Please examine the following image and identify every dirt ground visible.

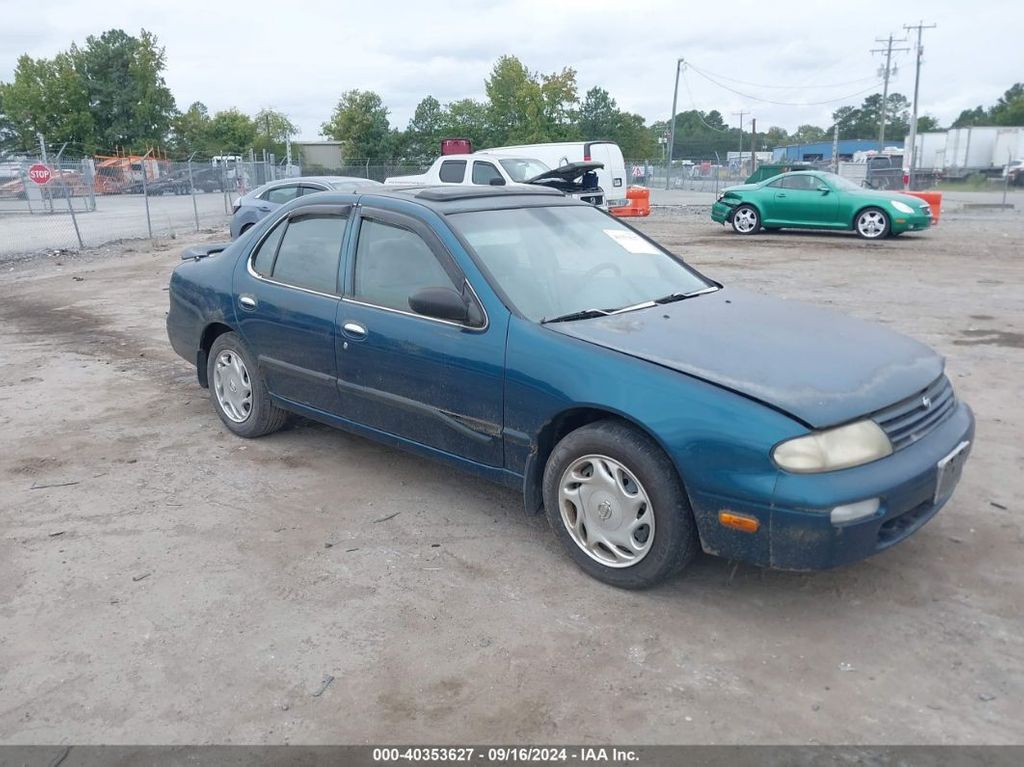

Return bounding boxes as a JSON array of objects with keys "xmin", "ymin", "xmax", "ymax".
[{"xmin": 0, "ymin": 208, "xmax": 1022, "ymax": 745}]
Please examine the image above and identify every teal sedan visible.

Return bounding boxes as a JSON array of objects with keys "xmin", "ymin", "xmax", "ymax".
[{"xmin": 711, "ymin": 170, "xmax": 932, "ymax": 239}]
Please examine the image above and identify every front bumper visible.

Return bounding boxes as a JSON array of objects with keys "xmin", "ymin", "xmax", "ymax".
[
  {"xmin": 711, "ymin": 200, "xmax": 735, "ymax": 224},
  {"xmin": 891, "ymin": 211, "xmax": 932, "ymax": 233},
  {"xmin": 690, "ymin": 400, "xmax": 974, "ymax": 570}
]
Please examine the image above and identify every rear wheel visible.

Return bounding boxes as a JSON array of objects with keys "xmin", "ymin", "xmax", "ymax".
[
  {"xmin": 731, "ymin": 204, "xmax": 760, "ymax": 235},
  {"xmin": 855, "ymin": 207, "xmax": 890, "ymax": 239},
  {"xmin": 207, "ymin": 332, "xmax": 288, "ymax": 438},
  {"xmin": 542, "ymin": 420, "xmax": 699, "ymax": 589}
]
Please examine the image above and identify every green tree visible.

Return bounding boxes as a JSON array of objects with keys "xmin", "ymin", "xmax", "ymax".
[
  {"xmin": 762, "ymin": 126, "xmax": 791, "ymax": 149},
  {"xmin": 1, "ymin": 52, "xmax": 94, "ymax": 152},
  {"xmin": 915, "ymin": 115, "xmax": 942, "ymax": 132},
  {"xmin": 438, "ymin": 98, "xmax": 491, "ymax": 150},
  {"xmin": 74, "ymin": 28, "xmax": 176, "ymax": 150},
  {"xmin": 990, "ymin": 83, "xmax": 1024, "ymax": 125},
  {"xmin": 253, "ymin": 107, "xmax": 298, "ymax": 158},
  {"xmin": 207, "ymin": 109, "xmax": 257, "ymax": 154},
  {"xmin": 951, "ymin": 106, "xmax": 987, "ymax": 128},
  {"xmin": 793, "ymin": 124, "xmax": 827, "ymax": 143},
  {"xmin": 403, "ymin": 95, "xmax": 445, "ymax": 163},
  {"xmin": 485, "ymin": 55, "xmax": 544, "ymax": 144},
  {"xmin": 830, "ymin": 93, "xmax": 910, "ymax": 141},
  {"xmin": 577, "ymin": 87, "xmax": 620, "ymax": 141},
  {"xmin": 170, "ymin": 101, "xmax": 211, "ymax": 153},
  {"xmin": 321, "ymin": 89, "xmax": 392, "ymax": 161}
]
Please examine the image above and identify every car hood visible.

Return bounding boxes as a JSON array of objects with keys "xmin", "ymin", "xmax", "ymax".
[
  {"xmin": 857, "ymin": 188, "xmax": 929, "ymax": 207},
  {"xmin": 723, "ymin": 183, "xmax": 760, "ymax": 193},
  {"xmin": 526, "ymin": 161, "xmax": 604, "ymax": 184},
  {"xmin": 547, "ymin": 286, "xmax": 943, "ymax": 428}
]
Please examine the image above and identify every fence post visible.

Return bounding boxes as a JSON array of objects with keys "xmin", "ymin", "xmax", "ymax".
[
  {"xmin": 187, "ymin": 153, "xmax": 200, "ymax": 232},
  {"xmin": 62, "ymin": 178, "xmax": 84, "ymax": 249},
  {"xmin": 140, "ymin": 149, "xmax": 154, "ymax": 239}
]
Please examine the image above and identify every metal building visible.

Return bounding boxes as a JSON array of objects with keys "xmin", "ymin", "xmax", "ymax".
[{"xmin": 772, "ymin": 139, "xmax": 904, "ymax": 162}]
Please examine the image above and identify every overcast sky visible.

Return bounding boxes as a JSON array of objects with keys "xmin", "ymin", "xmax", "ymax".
[{"xmin": 2, "ymin": 0, "xmax": 1022, "ymax": 140}]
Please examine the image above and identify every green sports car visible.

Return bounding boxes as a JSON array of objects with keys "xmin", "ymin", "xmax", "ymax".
[{"xmin": 711, "ymin": 170, "xmax": 932, "ymax": 239}]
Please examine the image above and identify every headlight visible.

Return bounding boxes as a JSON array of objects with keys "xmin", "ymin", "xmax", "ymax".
[
  {"xmin": 890, "ymin": 200, "xmax": 915, "ymax": 214},
  {"xmin": 773, "ymin": 419, "xmax": 892, "ymax": 473}
]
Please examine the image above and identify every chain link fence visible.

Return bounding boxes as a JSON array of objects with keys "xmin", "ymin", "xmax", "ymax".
[
  {"xmin": 0, "ymin": 150, "xmax": 298, "ymax": 259},
  {"xmin": 623, "ymin": 160, "xmax": 748, "ymax": 194}
]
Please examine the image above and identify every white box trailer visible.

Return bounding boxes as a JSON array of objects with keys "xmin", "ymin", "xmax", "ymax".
[
  {"xmin": 912, "ymin": 132, "xmax": 947, "ymax": 171},
  {"xmin": 945, "ymin": 127, "xmax": 1000, "ymax": 176},
  {"xmin": 992, "ymin": 127, "xmax": 1024, "ymax": 168}
]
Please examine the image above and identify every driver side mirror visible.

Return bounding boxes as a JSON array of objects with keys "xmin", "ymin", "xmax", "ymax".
[
  {"xmin": 408, "ymin": 286, "xmax": 469, "ymax": 323},
  {"xmin": 488, "ymin": 177, "xmax": 506, "ymax": 186},
  {"xmin": 817, "ymin": 185, "xmax": 830, "ymax": 193}
]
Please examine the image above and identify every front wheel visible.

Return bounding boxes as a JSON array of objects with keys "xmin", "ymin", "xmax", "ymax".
[
  {"xmin": 731, "ymin": 204, "xmax": 760, "ymax": 235},
  {"xmin": 855, "ymin": 207, "xmax": 890, "ymax": 239},
  {"xmin": 207, "ymin": 332, "xmax": 288, "ymax": 438},
  {"xmin": 542, "ymin": 420, "xmax": 699, "ymax": 589}
]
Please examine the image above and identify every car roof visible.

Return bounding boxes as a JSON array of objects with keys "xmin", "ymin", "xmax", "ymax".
[{"xmin": 290, "ymin": 185, "xmax": 583, "ymax": 215}]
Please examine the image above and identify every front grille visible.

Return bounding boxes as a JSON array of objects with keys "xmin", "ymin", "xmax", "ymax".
[
  {"xmin": 872, "ymin": 375, "xmax": 956, "ymax": 451},
  {"xmin": 877, "ymin": 499, "xmax": 935, "ymax": 547}
]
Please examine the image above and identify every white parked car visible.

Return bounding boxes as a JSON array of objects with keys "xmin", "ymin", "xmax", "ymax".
[
  {"xmin": 385, "ymin": 153, "xmax": 607, "ymax": 207},
  {"xmin": 482, "ymin": 141, "xmax": 629, "ymax": 208}
]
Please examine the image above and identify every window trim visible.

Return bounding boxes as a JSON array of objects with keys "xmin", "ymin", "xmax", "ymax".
[
  {"xmin": 438, "ymin": 159, "xmax": 467, "ymax": 184},
  {"xmin": 259, "ymin": 183, "xmax": 303, "ymax": 204},
  {"xmin": 246, "ymin": 203, "xmax": 352, "ymax": 299},
  {"xmin": 471, "ymin": 161, "xmax": 504, "ymax": 186},
  {"xmin": 344, "ymin": 207, "xmax": 488, "ymax": 332}
]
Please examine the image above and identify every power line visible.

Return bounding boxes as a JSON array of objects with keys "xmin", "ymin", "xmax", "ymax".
[
  {"xmin": 686, "ymin": 63, "xmax": 878, "ymax": 91},
  {"xmin": 687, "ymin": 66, "xmax": 885, "ymax": 107},
  {"xmin": 680, "ymin": 67, "xmax": 733, "ymax": 132}
]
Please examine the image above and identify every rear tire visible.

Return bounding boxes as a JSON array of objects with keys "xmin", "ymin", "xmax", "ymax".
[
  {"xmin": 855, "ymin": 207, "xmax": 890, "ymax": 239},
  {"xmin": 542, "ymin": 419, "xmax": 699, "ymax": 589},
  {"xmin": 207, "ymin": 332, "xmax": 288, "ymax": 438},
  {"xmin": 731, "ymin": 204, "xmax": 760, "ymax": 235}
]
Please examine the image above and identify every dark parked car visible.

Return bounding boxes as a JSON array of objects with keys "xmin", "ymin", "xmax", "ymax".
[
  {"xmin": 167, "ymin": 186, "xmax": 973, "ymax": 588},
  {"xmin": 146, "ymin": 166, "xmax": 226, "ymax": 195},
  {"xmin": 229, "ymin": 176, "xmax": 382, "ymax": 238}
]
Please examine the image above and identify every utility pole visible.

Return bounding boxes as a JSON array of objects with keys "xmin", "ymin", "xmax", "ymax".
[
  {"xmin": 733, "ymin": 110, "xmax": 747, "ymax": 172},
  {"xmin": 666, "ymin": 57, "xmax": 684, "ymax": 190},
  {"xmin": 871, "ymin": 34, "xmax": 909, "ymax": 152},
  {"xmin": 902, "ymin": 21, "xmax": 936, "ymax": 189},
  {"xmin": 750, "ymin": 118, "xmax": 757, "ymax": 173}
]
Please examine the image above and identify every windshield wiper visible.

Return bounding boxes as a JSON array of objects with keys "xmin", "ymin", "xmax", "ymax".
[
  {"xmin": 541, "ymin": 308, "xmax": 610, "ymax": 324},
  {"xmin": 653, "ymin": 286, "xmax": 720, "ymax": 304}
]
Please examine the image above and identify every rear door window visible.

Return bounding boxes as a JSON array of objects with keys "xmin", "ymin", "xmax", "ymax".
[
  {"xmin": 298, "ymin": 184, "xmax": 329, "ymax": 196},
  {"xmin": 438, "ymin": 160, "xmax": 467, "ymax": 183},
  {"xmin": 252, "ymin": 213, "xmax": 348, "ymax": 294},
  {"xmin": 262, "ymin": 185, "xmax": 302, "ymax": 204}
]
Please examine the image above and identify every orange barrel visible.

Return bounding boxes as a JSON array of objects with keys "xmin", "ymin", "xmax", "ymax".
[
  {"xmin": 905, "ymin": 191, "xmax": 942, "ymax": 224},
  {"xmin": 611, "ymin": 186, "xmax": 651, "ymax": 217}
]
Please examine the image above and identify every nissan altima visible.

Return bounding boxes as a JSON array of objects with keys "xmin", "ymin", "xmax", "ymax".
[{"xmin": 167, "ymin": 185, "xmax": 973, "ymax": 588}]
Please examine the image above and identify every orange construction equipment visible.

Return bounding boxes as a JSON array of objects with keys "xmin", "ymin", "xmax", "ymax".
[
  {"xmin": 610, "ymin": 185, "xmax": 651, "ymax": 217},
  {"xmin": 905, "ymin": 190, "xmax": 942, "ymax": 224}
]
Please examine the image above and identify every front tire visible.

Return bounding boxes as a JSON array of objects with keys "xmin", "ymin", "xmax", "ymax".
[
  {"xmin": 542, "ymin": 420, "xmax": 699, "ymax": 589},
  {"xmin": 855, "ymin": 207, "xmax": 890, "ymax": 239},
  {"xmin": 207, "ymin": 332, "xmax": 288, "ymax": 438},
  {"xmin": 731, "ymin": 204, "xmax": 760, "ymax": 235}
]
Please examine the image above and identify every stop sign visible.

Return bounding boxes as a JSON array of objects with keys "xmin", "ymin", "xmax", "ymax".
[{"xmin": 28, "ymin": 163, "xmax": 52, "ymax": 185}]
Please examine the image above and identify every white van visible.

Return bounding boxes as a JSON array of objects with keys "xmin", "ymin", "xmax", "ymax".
[{"xmin": 482, "ymin": 141, "xmax": 629, "ymax": 208}]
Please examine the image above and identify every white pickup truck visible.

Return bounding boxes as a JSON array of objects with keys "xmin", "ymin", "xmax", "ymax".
[{"xmin": 385, "ymin": 153, "xmax": 607, "ymax": 207}]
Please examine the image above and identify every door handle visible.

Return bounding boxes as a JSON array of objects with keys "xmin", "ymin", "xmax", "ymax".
[
  {"xmin": 239, "ymin": 294, "xmax": 257, "ymax": 310},
  {"xmin": 776, "ymin": 193, "xmax": 787, "ymax": 198},
  {"xmin": 342, "ymin": 321, "xmax": 367, "ymax": 339}
]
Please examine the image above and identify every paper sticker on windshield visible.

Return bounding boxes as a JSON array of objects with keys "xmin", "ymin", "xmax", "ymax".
[{"xmin": 603, "ymin": 229, "xmax": 660, "ymax": 254}]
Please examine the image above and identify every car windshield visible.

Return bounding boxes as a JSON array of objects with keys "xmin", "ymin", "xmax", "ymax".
[
  {"xmin": 449, "ymin": 205, "xmax": 714, "ymax": 322},
  {"xmin": 499, "ymin": 158, "xmax": 550, "ymax": 182},
  {"xmin": 818, "ymin": 172, "xmax": 863, "ymax": 192}
]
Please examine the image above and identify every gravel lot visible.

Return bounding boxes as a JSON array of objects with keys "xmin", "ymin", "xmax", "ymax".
[{"xmin": 0, "ymin": 207, "xmax": 1021, "ymax": 745}]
